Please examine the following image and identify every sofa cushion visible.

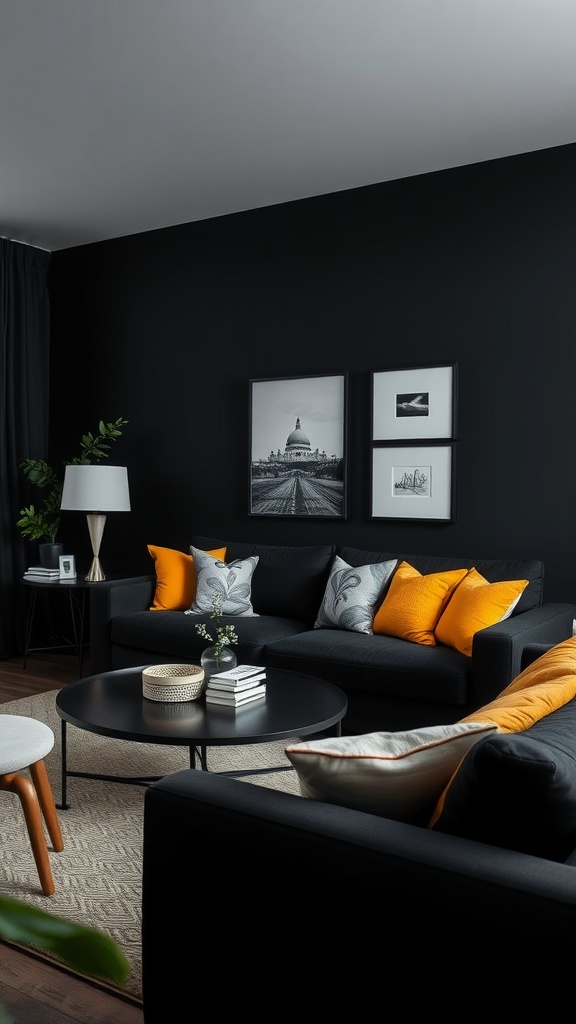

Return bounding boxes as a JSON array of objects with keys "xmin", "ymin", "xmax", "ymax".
[
  {"xmin": 337, "ymin": 547, "xmax": 543, "ymax": 615},
  {"xmin": 192, "ymin": 536, "xmax": 334, "ymax": 623},
  {"xmin": 314, "ymin": 555, "xmax": 397, "ymax": 634},
  {"xmin": 434, "ymin": 568, "xmax": 529, "ymax": 656},
  {"xmin": 430, "ymin": 697, "xmax": 576, "ymax": 860},
  {"xmin": 110, "ymin": 610, "xmax": 307, "ymax": 665},
  {"xmin": 265, "ymin": 628, "xmax": 472, "ymax": 702},
  {"xmin": 147, "ymin": 545, "xmax": 226, "ymax": 611},
  {"xmin": 285, "ymin": 721, "xmax": 498, "ymax": 823},
  {"xmin": 373, "ymin": 562, "xmax": 469, "ymax": 646},
  {"xmin": 189, "ymin": 547, "xmax": 259, "ymax": 616}
]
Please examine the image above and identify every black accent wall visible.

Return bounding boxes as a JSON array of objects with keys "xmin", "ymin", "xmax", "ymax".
[{"xmin": 48, "ymin": 142, "xmax": 576, "ymax": 604}]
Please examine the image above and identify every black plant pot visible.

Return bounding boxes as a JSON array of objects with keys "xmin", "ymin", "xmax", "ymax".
[{"xmin": 38, "ymin": 542, "xmax": 64, "ymax": 570}]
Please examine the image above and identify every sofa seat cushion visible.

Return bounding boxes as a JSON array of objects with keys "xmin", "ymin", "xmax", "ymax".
[
  {"xmin": 110, "ymin": 611, "xmax": 308, "ymax": 664},
  {"xmin": 431, "ymin": 697, "xmax": 576, "ymax": 860},
  {"xmin": 265, "ymin": 629, "xmax": 471, "ymax": 703},
  {"xmin": 337, "ymin": 547, "xmax": 543, "ymax": 615},
  {"xmin": 192, "ymin": 536, "xmax": 334, "ymax": 623}
]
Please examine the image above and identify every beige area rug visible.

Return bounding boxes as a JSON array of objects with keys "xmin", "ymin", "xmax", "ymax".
[{"xmin": 0, "ymin": 689, "xmax": 301, "ymax": 1001}]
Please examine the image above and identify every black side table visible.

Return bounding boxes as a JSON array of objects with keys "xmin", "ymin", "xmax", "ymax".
[{"xmin": 21, "ymin": 576, "xmax": 94, "ymax": 677}]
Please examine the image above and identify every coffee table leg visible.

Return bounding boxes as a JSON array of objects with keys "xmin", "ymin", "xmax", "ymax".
[
  {"xmin": 187, "ymin": 745, "xmax": 207, "ymax": 769},
  {"xmin": 59, "ymin": 719, "xmax": 69, "ymax": 810}
]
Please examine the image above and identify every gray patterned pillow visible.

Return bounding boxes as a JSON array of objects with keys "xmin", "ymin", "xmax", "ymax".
[
  {"xmin": 189, "ymin": 546, "xmax": 259, "ymax": 616},
  {"xmin": 314, "ymin": 555, "xmax": 397, "ymax": 634}
]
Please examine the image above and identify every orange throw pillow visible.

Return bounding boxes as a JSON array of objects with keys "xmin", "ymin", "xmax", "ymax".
[
  {"xmin": 434, "ymin": 567, "xmax": 528, "ymax": 656},
  {"xmin": 458, "ymin": 635, "xmax": 576, "ymax": 731},
  {"xmin": 148, "ymin": 545, "xmax": 226, "ymax": 611},
  {"xmin": 372, "ymin": 562, "xmax": 469, "ymax": 646}
]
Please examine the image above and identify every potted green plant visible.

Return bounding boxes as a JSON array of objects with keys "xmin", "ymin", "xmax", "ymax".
[{"xmin": 17, "ymin": 417, "xmax": 128, "ymax": 567}]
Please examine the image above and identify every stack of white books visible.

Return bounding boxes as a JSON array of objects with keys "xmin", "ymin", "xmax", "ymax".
[
  {"xmin": 205, "ymin": 664, "xmax": 267, "ymax": 707},
  {"xmin": 23, "ymin": 566, "xmax": 61, "ymax": 581}
]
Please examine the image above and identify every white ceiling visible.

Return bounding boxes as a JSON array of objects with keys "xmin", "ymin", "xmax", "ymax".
[{"xmin": 3, "ymin": 1, "xmax": 576, "ymax": 252}]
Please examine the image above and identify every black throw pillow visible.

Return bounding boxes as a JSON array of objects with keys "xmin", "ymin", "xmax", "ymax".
[{"xmin": 431, "ymin": 697, "xmax": 576, "ymax": 861}]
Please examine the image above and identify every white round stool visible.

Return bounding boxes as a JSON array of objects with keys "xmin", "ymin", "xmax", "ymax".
[{"xmin": 0, "ymin": 715, "xmax": 64, "ymax": 896}]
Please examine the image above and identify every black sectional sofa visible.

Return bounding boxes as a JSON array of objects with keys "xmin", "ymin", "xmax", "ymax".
[
  {"xmin": 140, "ymin": 641, "xmax": 576, "ymax": 1020},
  {"xmin": 89, "ymin": 535, "xmax": 575, "ymax": 734}
]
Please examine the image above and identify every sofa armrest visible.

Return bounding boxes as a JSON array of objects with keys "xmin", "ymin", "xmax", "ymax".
[
  {"xmin": 471, "ymin": 602, "xmax": 576, "ymax": 706},
  {"xmin": 141, "ymin": 768, "xmax": 576, "ymax": 1019},
  {"xmin": 520, "ymin": 642, "xmax": 558, "ymax": 671},
  {"xmin": 89, "ymin": 575, "xmax": 155, "ymax": 673}
]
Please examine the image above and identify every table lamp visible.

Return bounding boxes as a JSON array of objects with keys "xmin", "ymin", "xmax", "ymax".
[{"xmin": 60, "ymin": 465, "xmax": 131, "ymax": 581}]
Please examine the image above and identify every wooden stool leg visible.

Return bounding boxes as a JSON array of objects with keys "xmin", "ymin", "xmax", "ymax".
[
  {"xmin": 0, "ymin": 772, "xmax": 56, "ymax": 896},
  {"xmin": 29, "ymin": 759, "xmax": 64, "ymax": 852}
]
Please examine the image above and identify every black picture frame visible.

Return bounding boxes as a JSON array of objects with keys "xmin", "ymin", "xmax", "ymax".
[
  {"xmin": 372, "ymin": 363, "xmax": 457, "ymax": 441},
  {"xmin": 249, "ymin": 373, "xmax": 348, "ymax": 518},
  {"xmin": 370, "ymin": 443, "xmax": 456, "ymax": 522}
]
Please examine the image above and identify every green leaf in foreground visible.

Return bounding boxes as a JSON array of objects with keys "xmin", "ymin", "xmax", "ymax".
[{"xmin": 0, "ymin": 895, "xmax": 130, "ymax": 985}]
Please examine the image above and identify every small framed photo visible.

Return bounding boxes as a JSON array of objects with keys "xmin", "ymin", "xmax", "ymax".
[
  {"xmin": 372, "ymin": 363, "xmax": 457, "ymax": 441},
  {"xmin": 371, "ymin": 445, "xmax": 455, "ymax": 522},
  {"xmin": 59, "ymin": 554, "xmax": 77, "ymax": 580}
]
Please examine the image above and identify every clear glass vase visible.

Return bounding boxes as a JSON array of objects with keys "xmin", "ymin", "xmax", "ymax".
[{"xmin": 201, "ymin": 645, "xmax": 238, "ymax": 681}]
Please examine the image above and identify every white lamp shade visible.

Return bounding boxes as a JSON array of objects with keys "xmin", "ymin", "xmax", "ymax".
[{"xmin": 60, "ymin": 465, "xmax": 131, "ymax": 512}]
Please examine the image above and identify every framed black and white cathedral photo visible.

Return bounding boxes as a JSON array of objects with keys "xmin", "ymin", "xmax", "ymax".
[{"xmin": 249, "ymin": 374, "xmax": 348, "ymax": 518}]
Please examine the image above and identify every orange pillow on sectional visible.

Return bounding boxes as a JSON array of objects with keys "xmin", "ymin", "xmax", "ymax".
[
  {"xmin": 458, "ymin": 635, "xmax": 576, "ymax": 731},
  {"xmin": 434, "ymin": 567, "xmax": 529, "ymax": 656},
  {"xmin": 148, "ymin": 545, "xmax": 226, "ymax": 611},
  {"xmin": 372, "ymin": 562, "xmax": 469, "ymax": 646}
]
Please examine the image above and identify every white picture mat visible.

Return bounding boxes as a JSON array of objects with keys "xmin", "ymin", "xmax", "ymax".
[
  {"xmin": 59, "ymin": 554, "xmax": 76, "ymax": 579},
  {"xmin": 372, "ymin": 365, "xmax": 454, "ymax": 440},
  {"xmin": 371, "ymin": 446, "xmax": 453, "ymax": 520}
]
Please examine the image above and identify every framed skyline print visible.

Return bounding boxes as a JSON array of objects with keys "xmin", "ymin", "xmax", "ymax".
[
  {"xmin": 371, "ymin": 444, "xmax": 455, "ymax": 522},
  {"xmin": 249, "ymin": 373, "xmax": 347, "ymax": 518},
  {"xmin": 372, "ymin": 363, "xmax": 457, "ymax": 441}
]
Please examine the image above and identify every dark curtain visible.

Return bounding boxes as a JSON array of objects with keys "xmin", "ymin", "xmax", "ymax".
[{"xmin": 0, "ymin": 238, "xmax": 51, "ymax": 658}]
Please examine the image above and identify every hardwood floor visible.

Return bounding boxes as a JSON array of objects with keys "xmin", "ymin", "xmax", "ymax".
[
  {"xmin": 0, "ymin": 652, "xmax": 80, "ymax": 703},
  {"xmin": 0, "ymin": 652, "xmax": 145, "ymax": 1024}
]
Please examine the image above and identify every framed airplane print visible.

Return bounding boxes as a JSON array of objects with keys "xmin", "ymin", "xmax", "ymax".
[{"xmin": 372, "ymin": 363, "xmax": 457, "ymax": 442}]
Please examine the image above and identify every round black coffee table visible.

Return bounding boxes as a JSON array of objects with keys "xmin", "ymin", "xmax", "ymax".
[{"xmin": 55, "ymin": 665, "xmax": 347, "ymax": 807}]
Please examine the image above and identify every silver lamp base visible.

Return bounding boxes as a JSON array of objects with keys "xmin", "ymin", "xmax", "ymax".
[
  {"xmin": 85, "ymin": 556, "xmax": 106, "ymax": 582},
  {"xmin": 85, "ymin": 513, "xmax": 107, "ymax": 582}
]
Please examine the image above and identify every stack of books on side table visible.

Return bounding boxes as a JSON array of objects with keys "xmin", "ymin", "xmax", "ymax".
[
  {"xmin": 205, "ymin": 664, "xmax": 267, "ymax": 707},
  {"xmin": 23, "ymin": 566, "xmax": 61, "ymax": 581}
]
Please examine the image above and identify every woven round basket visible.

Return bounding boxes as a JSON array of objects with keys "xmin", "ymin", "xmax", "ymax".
[{"xmin": 142, "ymin": 664, "xmax": 205, "ymax": 703}]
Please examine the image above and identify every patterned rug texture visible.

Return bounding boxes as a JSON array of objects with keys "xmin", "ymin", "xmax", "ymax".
[{"xmin": 0, "ymin": 689, "xmax": 301, "ymax": 1000}]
